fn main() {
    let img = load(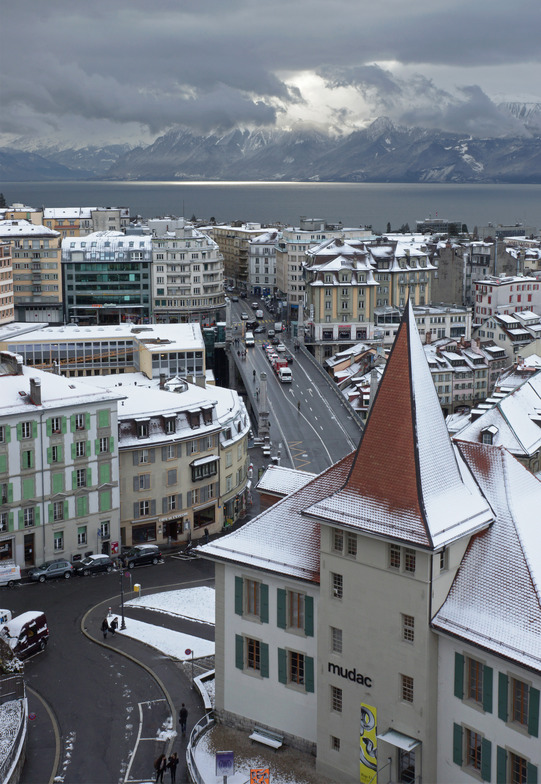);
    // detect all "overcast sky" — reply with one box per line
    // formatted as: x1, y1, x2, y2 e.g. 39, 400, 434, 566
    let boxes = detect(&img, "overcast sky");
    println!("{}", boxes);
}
2, 0, 540, 148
